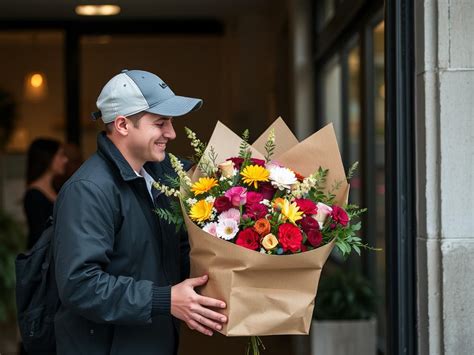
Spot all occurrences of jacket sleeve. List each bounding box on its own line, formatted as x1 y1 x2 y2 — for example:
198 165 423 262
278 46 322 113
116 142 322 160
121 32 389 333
53 179 170 325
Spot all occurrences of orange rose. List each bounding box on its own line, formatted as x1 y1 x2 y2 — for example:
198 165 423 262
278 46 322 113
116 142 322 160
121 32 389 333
254 218 271 235
272 197 285 210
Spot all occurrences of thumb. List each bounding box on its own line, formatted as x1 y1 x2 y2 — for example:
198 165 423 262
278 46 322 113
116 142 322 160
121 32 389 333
187 274 208 287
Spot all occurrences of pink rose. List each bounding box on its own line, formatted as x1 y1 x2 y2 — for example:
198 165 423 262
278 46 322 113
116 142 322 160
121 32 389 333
225 186 247 207
315 202 333 223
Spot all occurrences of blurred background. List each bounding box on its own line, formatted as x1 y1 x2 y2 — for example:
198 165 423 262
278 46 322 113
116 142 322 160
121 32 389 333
0 0 388 354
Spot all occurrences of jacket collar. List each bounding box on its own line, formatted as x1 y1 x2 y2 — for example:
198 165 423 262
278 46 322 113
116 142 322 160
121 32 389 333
97 132 163 182
96 132 191 183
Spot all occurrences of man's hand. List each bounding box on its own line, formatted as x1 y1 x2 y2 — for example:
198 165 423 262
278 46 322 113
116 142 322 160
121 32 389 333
171 275 227 336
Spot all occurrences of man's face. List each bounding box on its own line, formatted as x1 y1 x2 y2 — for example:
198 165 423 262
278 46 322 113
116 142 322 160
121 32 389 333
126 112 176 163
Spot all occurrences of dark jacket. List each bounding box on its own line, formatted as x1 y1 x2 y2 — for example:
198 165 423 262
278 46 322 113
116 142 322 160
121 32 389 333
53 133 190 355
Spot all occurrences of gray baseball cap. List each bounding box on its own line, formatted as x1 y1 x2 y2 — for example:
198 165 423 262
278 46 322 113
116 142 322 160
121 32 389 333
92 69 203 123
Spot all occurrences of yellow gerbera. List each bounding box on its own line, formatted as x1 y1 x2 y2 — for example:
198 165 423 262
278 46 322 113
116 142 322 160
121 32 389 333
189 200 213 223
191 177 219 196
280 199 304 224
240 164 269 189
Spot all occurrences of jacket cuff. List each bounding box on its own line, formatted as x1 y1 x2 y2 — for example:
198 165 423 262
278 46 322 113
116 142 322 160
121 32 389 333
151 285 171 316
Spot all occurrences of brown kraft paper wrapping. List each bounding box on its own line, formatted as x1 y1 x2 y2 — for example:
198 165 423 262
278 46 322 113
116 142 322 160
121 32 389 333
182 117 349 336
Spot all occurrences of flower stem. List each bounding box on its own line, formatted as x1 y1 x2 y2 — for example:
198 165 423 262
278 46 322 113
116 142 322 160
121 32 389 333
246 336 265 355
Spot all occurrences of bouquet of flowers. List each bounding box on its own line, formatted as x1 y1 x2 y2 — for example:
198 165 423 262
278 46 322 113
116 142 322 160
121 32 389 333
154 118 371 354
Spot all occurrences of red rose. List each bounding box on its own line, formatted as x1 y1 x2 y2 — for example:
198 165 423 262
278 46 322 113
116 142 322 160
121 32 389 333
299 216 319 233
330 205 349 227
236 228 260 250
258 182 276 201
295 198 318 215
214 196 233 213
244 203 267 220
227 157 244 169
247 191 264 206
226 157 266 170
306 229 323 248
250 158 265 166
278 223 302 253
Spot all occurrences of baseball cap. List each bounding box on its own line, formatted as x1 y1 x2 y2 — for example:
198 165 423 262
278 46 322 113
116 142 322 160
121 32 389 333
92 69 203 123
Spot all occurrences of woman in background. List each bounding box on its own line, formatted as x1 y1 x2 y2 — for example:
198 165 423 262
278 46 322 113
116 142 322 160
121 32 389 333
23 138 68 249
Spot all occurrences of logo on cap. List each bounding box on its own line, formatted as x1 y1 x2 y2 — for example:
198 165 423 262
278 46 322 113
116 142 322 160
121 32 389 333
159 82 168 89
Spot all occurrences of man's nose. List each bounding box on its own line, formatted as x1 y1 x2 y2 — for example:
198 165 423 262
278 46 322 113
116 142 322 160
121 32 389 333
164 121 176 140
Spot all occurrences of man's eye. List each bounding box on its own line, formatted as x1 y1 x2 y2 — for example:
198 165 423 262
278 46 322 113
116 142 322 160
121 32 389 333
156 122 165 127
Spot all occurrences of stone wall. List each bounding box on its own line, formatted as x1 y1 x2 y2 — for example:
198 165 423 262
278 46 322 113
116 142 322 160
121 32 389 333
415 1 474 354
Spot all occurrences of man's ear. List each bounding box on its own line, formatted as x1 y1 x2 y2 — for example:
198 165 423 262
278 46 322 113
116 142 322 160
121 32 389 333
113 116 129 136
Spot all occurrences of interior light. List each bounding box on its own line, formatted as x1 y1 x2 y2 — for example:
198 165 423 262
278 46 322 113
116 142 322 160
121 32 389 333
30 73 44 88
75 5 121 16
25 72 48 101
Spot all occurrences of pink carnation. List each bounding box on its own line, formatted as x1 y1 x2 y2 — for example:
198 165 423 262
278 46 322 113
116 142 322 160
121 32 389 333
218 208 241 223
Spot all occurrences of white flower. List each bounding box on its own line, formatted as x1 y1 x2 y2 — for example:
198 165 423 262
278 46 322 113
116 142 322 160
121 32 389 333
205 196 216 204
203 222 218 236
218 208 241 223
216 219 239 240
268 166 298 190
260 199 271 206
186 198 198 206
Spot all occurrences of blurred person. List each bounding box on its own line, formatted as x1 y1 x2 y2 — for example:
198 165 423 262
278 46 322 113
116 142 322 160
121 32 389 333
53 142 83 192
23 138 68 249
53 69 227 355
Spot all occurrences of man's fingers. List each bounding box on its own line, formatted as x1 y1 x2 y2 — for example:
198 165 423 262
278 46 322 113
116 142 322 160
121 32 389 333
191 312 223 332
187 274 209 287
187 319 213 336
195 305 227 323
197 294 226 309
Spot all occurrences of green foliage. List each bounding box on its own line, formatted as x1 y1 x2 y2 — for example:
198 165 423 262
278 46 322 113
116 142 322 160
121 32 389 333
308 167 330 203
0 210 26 321
238 129 252 165
198 146 218 177
163 174 181 190
155 200 186 233
264 128 276 163
346 161 359 181
314 269 376 320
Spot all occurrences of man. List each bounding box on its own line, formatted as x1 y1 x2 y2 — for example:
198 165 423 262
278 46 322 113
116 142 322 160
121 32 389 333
53 69 226 354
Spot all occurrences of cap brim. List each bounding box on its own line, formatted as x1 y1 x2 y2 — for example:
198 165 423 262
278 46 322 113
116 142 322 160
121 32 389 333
145 95 203 117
